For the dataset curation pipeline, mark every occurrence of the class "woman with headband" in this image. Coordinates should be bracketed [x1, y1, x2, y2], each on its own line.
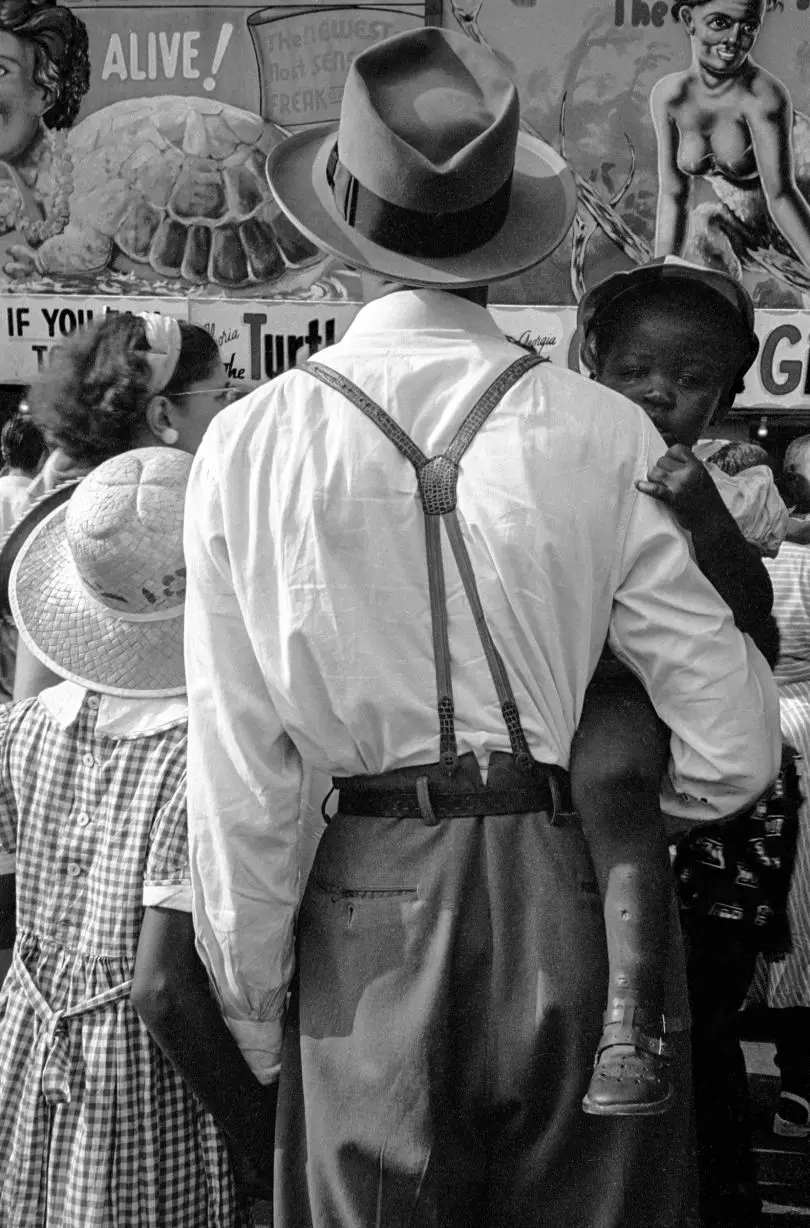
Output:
[6, 311, 238, 702]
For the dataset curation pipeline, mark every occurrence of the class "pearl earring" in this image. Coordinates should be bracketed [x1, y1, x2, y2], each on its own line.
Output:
[161, 427, 180, 445]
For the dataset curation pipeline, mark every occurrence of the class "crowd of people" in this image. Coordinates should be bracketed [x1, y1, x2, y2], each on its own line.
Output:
[0, 22, 806, 1228]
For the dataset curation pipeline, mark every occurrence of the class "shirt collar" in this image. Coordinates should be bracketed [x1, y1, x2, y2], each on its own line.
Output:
[37, 679, 188, 738]
[344, 289, 507, 342]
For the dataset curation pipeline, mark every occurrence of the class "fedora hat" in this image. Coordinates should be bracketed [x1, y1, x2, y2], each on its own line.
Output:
[578, 256, 760, 376]
[266, 26, 576, 287]
[10, 448, 191, 698]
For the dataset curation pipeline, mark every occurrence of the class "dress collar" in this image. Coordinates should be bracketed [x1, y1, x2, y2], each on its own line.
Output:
[37, 679, 187, 738]
[344, 289, 507, 341]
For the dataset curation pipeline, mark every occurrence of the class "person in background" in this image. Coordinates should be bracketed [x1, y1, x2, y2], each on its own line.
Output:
[0, 448, 273, 1225]
[779, 434, 810, 544]
[10, 310, 240, 701]
[0, 412, 45, 538]
[577, 256, 785, 1226]
[184, 29, 779, 1226]
[746, 536, 810, 1143]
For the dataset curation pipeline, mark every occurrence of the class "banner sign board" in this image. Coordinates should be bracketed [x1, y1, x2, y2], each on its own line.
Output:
[5, 291, 810, 412]
[4, 1, 810, 408]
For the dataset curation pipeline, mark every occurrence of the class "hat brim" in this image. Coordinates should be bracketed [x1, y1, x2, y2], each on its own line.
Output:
[578, 261, 758, 351]
[9, 504, 185, 699]
[266, 125, 577, 288]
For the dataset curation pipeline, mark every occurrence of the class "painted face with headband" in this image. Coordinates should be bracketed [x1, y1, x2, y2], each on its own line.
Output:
[139, 312, 246, 455]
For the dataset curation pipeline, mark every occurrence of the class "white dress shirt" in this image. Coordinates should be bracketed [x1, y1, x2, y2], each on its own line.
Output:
[184, 289, 781, 1084]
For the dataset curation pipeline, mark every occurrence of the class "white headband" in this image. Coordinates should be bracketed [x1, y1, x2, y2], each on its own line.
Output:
[137, 312, 182, 395]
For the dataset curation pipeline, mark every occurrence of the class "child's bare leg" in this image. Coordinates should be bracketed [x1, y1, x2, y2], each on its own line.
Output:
[571, 663, 674, 1115]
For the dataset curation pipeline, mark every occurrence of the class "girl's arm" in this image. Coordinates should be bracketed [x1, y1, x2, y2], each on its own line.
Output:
[651, 77, 691, 257]
[131, 906, 277, 1197]
[749, 77, 810, 268]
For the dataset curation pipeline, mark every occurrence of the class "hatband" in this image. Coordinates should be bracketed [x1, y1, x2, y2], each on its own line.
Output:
[326, 144, 513, 258]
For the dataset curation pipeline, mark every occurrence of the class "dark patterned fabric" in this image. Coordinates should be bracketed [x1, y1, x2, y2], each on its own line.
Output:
[674, 746, 801, 957]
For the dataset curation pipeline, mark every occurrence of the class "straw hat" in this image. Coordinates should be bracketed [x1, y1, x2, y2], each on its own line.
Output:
[10, 448, 191, 698]
[265, 26, 576, 288]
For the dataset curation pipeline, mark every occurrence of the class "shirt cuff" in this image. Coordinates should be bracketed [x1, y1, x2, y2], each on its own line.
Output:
[142, 882, 192, 911]
[225, 1017, 283, 1085]
[0, 852, 15, 875]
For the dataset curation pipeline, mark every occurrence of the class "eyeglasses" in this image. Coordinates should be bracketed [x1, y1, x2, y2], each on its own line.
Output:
[169, 380, 260, 405]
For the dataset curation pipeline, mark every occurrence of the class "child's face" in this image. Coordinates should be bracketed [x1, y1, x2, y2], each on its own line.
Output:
[594, 297, 744, 449]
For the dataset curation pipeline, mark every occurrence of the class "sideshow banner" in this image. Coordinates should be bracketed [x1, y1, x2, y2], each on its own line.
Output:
[5, 293, 810, 410]
[437, 0, 810, 311]
[6, 0, 810, 364]
[0, 1, 436, 303]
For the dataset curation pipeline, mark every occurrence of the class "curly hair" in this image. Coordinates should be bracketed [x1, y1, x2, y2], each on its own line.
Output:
[672, 0, 782, 19]
[0, 0, 90, 130]
[26, 314, 220, 467]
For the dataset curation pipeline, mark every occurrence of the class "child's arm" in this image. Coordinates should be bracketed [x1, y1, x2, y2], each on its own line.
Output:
[131, 906, 277, 1198]
[637, 444, 777, 659]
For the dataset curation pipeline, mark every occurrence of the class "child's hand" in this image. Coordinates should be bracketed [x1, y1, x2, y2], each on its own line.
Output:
[636, 444, 724, 533]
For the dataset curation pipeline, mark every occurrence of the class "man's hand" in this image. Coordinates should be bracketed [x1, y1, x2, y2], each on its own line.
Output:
[636, 444, 724, 533]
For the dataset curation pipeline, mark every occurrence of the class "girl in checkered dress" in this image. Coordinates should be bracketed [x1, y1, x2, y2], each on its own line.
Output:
[0, 447, 273, 1225]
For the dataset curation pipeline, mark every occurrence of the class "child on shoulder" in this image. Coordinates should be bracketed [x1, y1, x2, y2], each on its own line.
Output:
[571, 258, 784, 1120]
[0, 448, 274, 1225]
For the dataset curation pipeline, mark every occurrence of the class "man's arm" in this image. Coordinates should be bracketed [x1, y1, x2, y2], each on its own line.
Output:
[184, 448, 303, 1086]
[611, 439, 781, 824]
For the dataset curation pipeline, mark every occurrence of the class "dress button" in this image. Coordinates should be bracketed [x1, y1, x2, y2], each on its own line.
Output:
[77, 812, 90, 828]
[67, 862, 82, 878]
[86, 696, 100, 710]
[82, 753, 95, 768]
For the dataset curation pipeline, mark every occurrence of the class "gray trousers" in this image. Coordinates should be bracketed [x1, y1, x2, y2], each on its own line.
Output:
[275, 759, 691, 1227]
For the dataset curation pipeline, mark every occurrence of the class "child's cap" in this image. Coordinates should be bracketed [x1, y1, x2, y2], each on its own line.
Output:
[9, 447, 192, 699]
[577, 256, 759, 376]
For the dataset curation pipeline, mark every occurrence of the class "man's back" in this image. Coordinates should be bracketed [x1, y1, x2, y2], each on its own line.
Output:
[191, 289, 776, 814]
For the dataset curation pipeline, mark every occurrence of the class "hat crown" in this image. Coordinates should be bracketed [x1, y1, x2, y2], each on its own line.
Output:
[337, 27, 519, 214]
[65, 448, 191, 616]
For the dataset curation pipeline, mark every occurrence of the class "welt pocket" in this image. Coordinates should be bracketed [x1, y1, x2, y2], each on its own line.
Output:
[312, 881, 418, 901]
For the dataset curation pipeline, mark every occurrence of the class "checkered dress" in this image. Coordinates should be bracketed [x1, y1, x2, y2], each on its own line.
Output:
[0, 693, 253, 1227]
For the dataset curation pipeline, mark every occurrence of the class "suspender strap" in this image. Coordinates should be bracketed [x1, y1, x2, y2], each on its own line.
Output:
[304, 353, 546, 773]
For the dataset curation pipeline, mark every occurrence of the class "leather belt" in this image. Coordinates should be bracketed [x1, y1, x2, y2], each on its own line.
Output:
[335, 769, 572, 826]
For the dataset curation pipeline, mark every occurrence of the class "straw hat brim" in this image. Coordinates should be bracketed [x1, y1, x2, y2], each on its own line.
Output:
[266, 125, 577, 287]
[9, 504, 185, 699]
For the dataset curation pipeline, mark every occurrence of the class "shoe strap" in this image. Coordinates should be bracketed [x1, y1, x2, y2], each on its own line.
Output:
[596, 1020, 672, 1060]
[603, 1002, 667, 1030]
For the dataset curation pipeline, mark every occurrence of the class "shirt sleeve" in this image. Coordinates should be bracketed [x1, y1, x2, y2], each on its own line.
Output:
[184, 449, 303, 1086]
[143, 749, 191, 913]
[609, 425, 782, 824]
